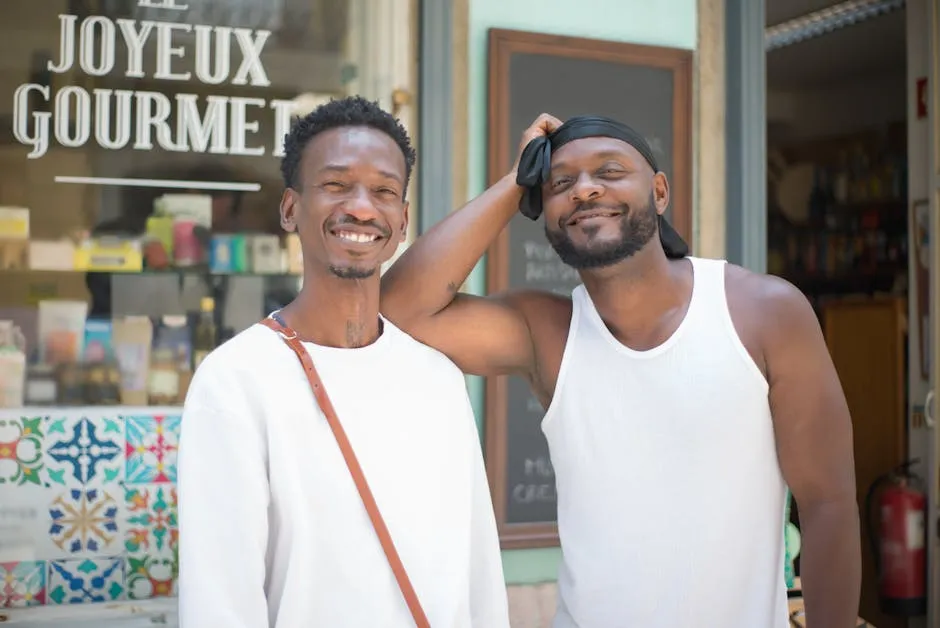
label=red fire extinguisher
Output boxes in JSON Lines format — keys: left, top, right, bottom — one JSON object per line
{"left": 865, "top": 460, "right": 927, "bottom": 616}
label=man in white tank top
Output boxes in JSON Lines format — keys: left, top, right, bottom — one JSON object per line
{"left": 382, "top": 114, "right": 861, "bottom": 627}
{"left": 177, "top": 97, "right": 510, "bottom": 627}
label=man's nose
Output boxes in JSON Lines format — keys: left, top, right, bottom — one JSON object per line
{"left": 570, "top": 173, "right": 603, "bottom": 203}
{"left": 343, "top": 187, "right": 381, "bottom": 222}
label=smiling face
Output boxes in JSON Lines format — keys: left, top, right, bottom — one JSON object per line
{"left": 542, "top": 136, "right": 669, "bottom": 269}
{"left": 279, "top": 126, "right": 409, "bottom": 280}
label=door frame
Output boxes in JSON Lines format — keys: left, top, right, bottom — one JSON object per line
{"left": 927, "top": 0, "right": 940, "bottom": 622}
{"left": 725, "top": 0, "right": 767, "bottom": 273}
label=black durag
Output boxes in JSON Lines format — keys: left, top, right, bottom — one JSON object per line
{"left": 515, "top": 115, "right": 689, "bottom": 259}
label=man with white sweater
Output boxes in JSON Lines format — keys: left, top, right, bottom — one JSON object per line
{"left": 177, "top": 96, "right": 510, "bottom": 628}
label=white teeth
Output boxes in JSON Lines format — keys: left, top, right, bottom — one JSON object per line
{"left": 336, "top": 231, "right": 379, "bottom": 243}
{"left": 575, "top": 213, "right": 616, "bottom": 223}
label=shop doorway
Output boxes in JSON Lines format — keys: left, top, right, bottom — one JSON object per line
{"left": 763, "top": 1, "right": 930, "bottom": 627}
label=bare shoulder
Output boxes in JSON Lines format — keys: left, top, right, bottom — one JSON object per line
{"left": 500, "top": 289, "right": 573, "bottom": 341}
{"left": 501, "top": 289, "right": 572, "bottom": 320}
{"left": 499, "top": 289, "right": 573, "bottom": 400}
{"left": 725, "top": 261, "right": 809, "bottom": 305}
{"left": 724, "top": 263, "right": 820, "bottom": 375}
{"left": 724, "top": 263, "right": 816, "bottom": 326}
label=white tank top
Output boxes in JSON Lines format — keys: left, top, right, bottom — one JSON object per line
{"left": 543, "top": 257, "right": 788, "bottom": 628}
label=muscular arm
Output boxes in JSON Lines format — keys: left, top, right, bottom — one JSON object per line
{"left": 760, "top": 277, "right": 861, "bottom": 627}
{"left": 381, "top": 173, "right": 536, "bottom": 377}
{"left": 382, "top": 113, "right": 563, "bottom": 378}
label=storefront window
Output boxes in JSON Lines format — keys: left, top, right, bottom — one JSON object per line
{"left": 0, "top": 0, "right": 418, "bottom": 409}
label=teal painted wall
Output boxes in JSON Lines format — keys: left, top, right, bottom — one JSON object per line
{"left": 461, "top": 0, "right": 697, "bottom": 584}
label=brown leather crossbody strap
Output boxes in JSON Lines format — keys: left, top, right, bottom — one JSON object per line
{"left": 259, "top": 316, "right": 431, "bottom": 628}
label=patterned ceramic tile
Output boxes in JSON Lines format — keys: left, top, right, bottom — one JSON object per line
{"left": 125, "top": 485, "right": 178, "bottom": 555}
{"left": 49, "top": 488, "right": 121, "bottom": 554}
{"left": 47, "top": 557, "right": 125, "bottom": 605}
{"left": 124, "top": 415, "right": 180, "bottom": 484}
{"left": 0, "top": 408, "right": 187, "bottom": 607}
{"left": 126, "top": 554, "right": 177, "bottom": 600}
{"left": 0, "top": 560, "right": 46, "bottom": 607}
{"left": 0, "top": 416, "right": 45, "bottom": 486}
{"left": 45, "top": 416, "right": 124, "bottom": 487}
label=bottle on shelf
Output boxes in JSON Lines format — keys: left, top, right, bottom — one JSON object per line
{"left": 148, "top": 348, "right": 180, "bottom": 406}
{"left": 193, "top": 297, "right": 217, "bottom": 370}
{"left": 0, "top": 321, "right": 27, "bottom": 408}
{"left": 808, "top": 166, "right": 829, "bottom": 227}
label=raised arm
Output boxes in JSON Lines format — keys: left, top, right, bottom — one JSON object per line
{"left": 760, "top": 277, "right": 861, "bottom": 627}
{"left": 381, "top": 114, "right": 562, "bottom": 377}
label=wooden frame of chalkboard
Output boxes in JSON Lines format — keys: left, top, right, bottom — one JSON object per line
{"left": 483, "top": 28, "right": 693, "bottom": 549}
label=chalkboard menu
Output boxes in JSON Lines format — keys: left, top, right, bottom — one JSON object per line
{"left": 483, "top": 29, "right": 692, "bottom": 548}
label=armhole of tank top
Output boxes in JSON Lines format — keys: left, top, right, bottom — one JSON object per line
{"left": 541, "top": 294, "right": 581, "bottom": 431}
{"left": 715, "top": 260, "right": 770, "bottom": 392}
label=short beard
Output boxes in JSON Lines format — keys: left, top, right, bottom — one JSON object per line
{"left": 328, "top": 265, "right": 376, "bottom": 279}
{"left": 544, "top": 194, "right": 658, "bottom": 270}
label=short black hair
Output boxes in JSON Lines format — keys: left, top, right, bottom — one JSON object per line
{"left": 279, "top": 95, "right": 417, "bottom": 198}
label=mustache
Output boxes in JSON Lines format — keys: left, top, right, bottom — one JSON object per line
{"left": 329, "top": 214, "right": 392, "bottom": 237}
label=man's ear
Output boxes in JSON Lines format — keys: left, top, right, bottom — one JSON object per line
{"left": 652, "top": 172, "right": 670, "bottom": 216}
{"left": 400, "top": 201, "right": 410, "bottom": 237}
{"left": 280, "top": 189, "right": 298, "bottom": 232}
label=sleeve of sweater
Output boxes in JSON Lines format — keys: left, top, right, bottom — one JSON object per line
{"left": 466, "top": 412, "right": 511, "bottom": 628}
{"left": 177, "top": 354, "right": 270, "bottom": 628}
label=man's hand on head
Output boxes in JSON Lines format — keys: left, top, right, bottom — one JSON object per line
{"left": 511, "top": 113, "right": 563, "bottom": 176}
